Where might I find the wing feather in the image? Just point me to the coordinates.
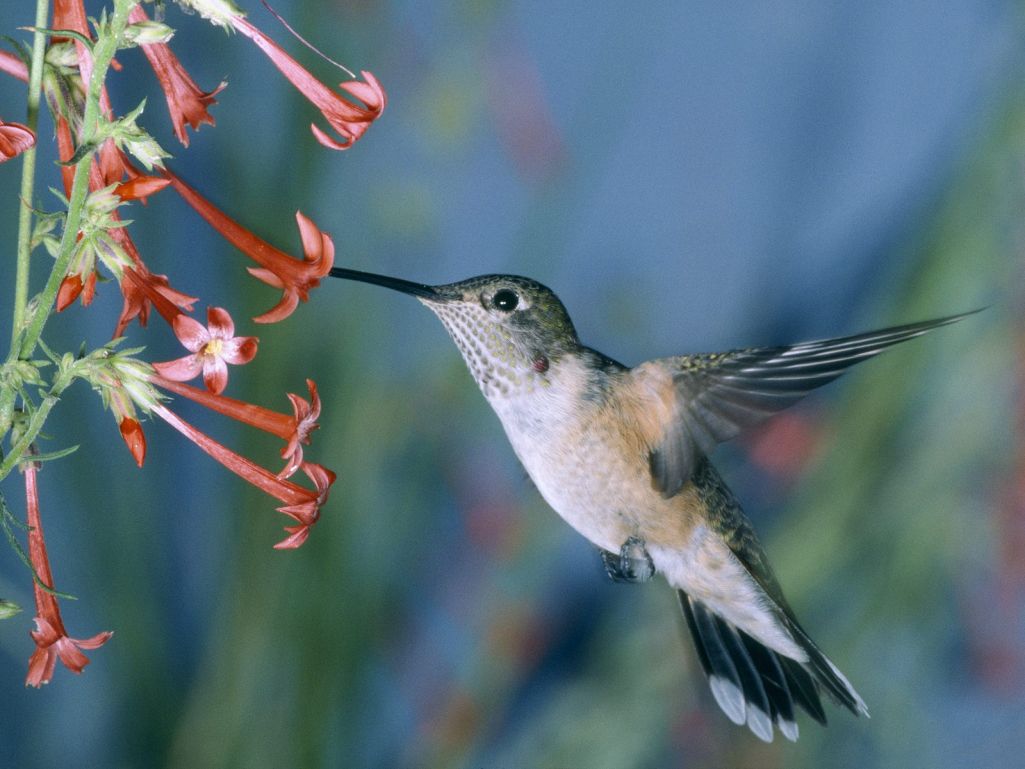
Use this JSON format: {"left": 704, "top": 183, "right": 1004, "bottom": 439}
{"left": 642, "top": 311, "right": 976, "bottom": 496}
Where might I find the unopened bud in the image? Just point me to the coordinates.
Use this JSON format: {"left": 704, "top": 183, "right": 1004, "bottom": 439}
{"left": 44, "top": 42, "right": 79, "bottom": 69}
{"left": 119, "top": 417, "right": 147, "bottom": 467}
{"left": 123, "top": 20, "right": 176, "bottom": 46}
{"left": 174, "top": 0, "right": 245, "bottom": 30}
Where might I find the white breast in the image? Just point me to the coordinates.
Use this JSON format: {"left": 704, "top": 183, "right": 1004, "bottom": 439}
{"left": 486, "top": 359, "right": 640, "bottom": 552}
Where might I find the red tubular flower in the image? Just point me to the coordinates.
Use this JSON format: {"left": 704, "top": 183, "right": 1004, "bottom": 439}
{"left": 50, "top": 0, "right": 135, "bottom": 189}
{"left": 0, "top": 120, "right": 35, "bottom": 162}
{"left": 152, "top": 375, "right": 321, "bottom": 478}
{"left": 128, "top": 5, "right": 226, "bottom": 146}
{"left": 152, "top": 307, "right": 258, "bottom": 394}
{"left": 52, "top": 0, "right": 104, "bottom": 107}
{"left": 116, "top": 265, "right": 198, "bottom": 336}
{"left": 230, "top": 16, "right": 385, "bottom": 151}
{"left": 24, "top": 464, "right": 113, "bottom": 687}
{"left": 0, "top": 49, "right": 28, "bottom": 83}
{"left": 151, "top": 403, "right": 336, "bottom": 547}
{"left": 162, "top": 169, "right": 335, "bottom": 323}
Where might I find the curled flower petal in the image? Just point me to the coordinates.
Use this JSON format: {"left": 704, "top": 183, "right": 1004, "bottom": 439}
{"left": 0, "top": 120, "right": 35, "bottom": 162}
{"left": 273, "top": 462, "right": 336, "bottom": 549}
{"left": 26, "top": 617, "right": 114, "bottom": 686}
{"left": 280, "top": 379, "right": 320, "bottom": 478}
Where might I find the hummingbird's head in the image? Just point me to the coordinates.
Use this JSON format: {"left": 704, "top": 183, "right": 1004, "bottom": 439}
{"left": 330, "top": 268, "right": 580, "bottom": 397}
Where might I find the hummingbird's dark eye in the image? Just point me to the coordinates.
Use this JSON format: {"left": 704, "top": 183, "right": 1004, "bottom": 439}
{"left": 493, "top": 289, "right": 519, "bottom": 312}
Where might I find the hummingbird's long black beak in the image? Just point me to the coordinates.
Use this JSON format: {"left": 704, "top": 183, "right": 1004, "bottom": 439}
{"left": 329, "top": 267, "right": 441, "bottom": 300}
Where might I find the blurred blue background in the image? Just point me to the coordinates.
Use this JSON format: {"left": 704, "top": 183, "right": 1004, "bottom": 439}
{"left": 1, "top": 1, "right": 1024, "bottom": 767}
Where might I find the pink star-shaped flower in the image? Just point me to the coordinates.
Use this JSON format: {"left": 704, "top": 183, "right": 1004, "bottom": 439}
{"left": 153, "top": 307, "right": 258, "bottom": 394}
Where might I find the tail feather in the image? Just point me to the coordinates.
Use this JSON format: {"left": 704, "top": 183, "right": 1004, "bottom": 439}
{"left": 784, "top": 619, "right": 868, "bottom": 716}
{"left": 777, "top": 654, "right": 826, "bottom": 725}
{"left": 739, "top": 632, "right": 800, "bottom": 741}
{"left": 678, "top": 590, "right": 865, "bottom": 742}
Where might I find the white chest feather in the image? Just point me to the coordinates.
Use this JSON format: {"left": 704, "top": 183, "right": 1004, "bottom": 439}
{"left": 485, "top": 359, "right": 644, "bottom": 552}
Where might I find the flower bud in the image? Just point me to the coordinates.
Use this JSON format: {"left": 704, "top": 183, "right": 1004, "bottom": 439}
{"left": 123, "top": 20, "right": 176, "bottom": 46}
{"left": 0, "top": 599, "right": 21, "bottom": 620}
{"left": 175, "top": 0, "right": 245, "bottom": 30}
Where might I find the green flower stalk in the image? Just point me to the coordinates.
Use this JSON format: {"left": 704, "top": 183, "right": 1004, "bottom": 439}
{"left": 0, "top": 0, "right": 384, "bottom": 684}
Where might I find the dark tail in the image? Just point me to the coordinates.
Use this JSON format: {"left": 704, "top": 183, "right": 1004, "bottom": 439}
{"left": 678, "top": 591, "right": 867, "bottom": 742}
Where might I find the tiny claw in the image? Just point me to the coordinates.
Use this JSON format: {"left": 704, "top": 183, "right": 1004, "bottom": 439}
{"left": 600, "top": 535, "right": 655, "bottom": 583}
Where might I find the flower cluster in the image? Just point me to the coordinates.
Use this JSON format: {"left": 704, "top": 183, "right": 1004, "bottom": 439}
{"left": 0, "top": 0, "right": 384, "bottom": 685}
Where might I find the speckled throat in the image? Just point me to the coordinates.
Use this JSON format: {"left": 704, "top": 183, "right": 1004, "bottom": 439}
{"left": 422, "top": 298, "right": 542, "bottom": 400}
{"left": 328, "top": 267, "right": 584, "bottom": 402}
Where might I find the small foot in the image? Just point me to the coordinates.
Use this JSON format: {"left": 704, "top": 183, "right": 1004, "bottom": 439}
{"left": 600, "top": 535, "right": 655, "bottom": 583}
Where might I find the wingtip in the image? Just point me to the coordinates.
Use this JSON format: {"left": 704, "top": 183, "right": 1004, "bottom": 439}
{"left": 926, "top": 307, "right": 986, "bottom": 328}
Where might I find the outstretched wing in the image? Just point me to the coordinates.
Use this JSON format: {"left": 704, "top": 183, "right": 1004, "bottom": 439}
{"left": 638, "top": 311, "right": 976, "bottom": 498}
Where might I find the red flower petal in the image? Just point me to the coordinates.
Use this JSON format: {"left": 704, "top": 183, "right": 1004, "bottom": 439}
{"left": 0, "top": 50, "right": 28, "bottom": 83}
{"left": 202, "top": 356, "right": 229, "bottom": 395}
{"left": 220, "top": 336, "right": 258, "bottom": 365}
{"left": 0, "top": 121, "right": 36, "bottom": 162}
{"left": 25, "top": 646, "right": 56, "bottom": 688}
{"left": 29, "top": 616, "right": 61, "bottom": 647}
{"left": 172, "top": 313, "right": 211, "bottom": 352}
{"left": 206, "top": 306, "right": 235, "bottom": 338}
{"left": 71, "top": 630, "right": 115, "bottom": 650}
{"left": 152, "top": 354, "right": 205, "bottom": 382}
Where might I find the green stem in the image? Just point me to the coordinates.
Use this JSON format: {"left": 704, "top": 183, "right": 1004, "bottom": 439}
{"left": 1, "top": 0, "right": 138, "bottom": 450}
{"left": 0, "top": 375, "right": 73, "bottom": 483}
{"left": 0, "top": 0, "right": 51, "bottom": 443}
{"left": 17, "top": 0, "right": 138, "bottom": 362}
{"left": 10, "top": 0, "right": 50, "bottom": 352}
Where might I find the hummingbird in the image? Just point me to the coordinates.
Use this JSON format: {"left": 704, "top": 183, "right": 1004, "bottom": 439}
{"left": 329, "top": 265, "right": 972, "bottom": 742}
